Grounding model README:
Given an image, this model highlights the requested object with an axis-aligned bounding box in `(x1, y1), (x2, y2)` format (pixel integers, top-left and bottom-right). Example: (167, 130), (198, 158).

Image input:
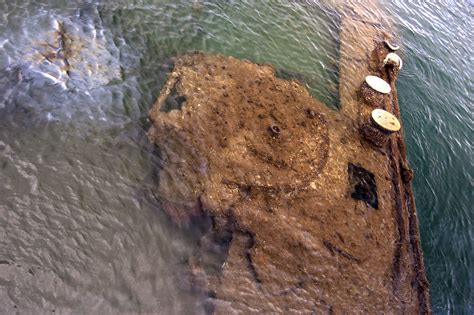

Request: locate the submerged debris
(148, 52), (429, 313)
(348, 163), (378, 209)
(28, 18), (121, 90)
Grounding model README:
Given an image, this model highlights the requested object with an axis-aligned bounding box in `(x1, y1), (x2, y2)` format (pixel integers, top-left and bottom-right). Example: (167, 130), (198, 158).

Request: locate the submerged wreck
(148, 1), (430, 314)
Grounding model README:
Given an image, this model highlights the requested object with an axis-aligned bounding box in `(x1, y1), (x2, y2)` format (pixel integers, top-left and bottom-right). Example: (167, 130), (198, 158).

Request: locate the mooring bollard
(383, 53), (403, 70)
(383, 39), (400, 51)
(360, 75), (391, 108)
(360, 108), (401, 147)
(382, 52), (403, 80)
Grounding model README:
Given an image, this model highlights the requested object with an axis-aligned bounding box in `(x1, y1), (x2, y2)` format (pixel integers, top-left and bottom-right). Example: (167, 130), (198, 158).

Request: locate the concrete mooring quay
(147, 0), (431, 313)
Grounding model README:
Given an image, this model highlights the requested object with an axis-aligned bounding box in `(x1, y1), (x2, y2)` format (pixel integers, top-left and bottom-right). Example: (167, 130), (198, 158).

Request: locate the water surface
(383, 0), (473, 312)
(0, 1), (338, 313)
(0, 0), (472, 313)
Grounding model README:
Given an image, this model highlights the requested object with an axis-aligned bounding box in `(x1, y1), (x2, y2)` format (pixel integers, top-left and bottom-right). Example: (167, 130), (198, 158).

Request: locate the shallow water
(0, 0), (471, 313)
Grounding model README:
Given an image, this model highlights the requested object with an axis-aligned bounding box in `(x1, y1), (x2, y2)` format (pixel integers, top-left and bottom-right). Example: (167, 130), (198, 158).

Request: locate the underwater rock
(2, 12), (122, 92)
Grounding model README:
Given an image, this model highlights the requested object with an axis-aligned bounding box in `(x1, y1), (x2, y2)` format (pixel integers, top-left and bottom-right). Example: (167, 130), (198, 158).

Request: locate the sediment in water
(147, 1), (430, 313)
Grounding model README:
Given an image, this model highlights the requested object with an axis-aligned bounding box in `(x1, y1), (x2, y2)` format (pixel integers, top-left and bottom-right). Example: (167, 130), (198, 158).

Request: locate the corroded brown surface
(147, 2), (430, 313)
(148, 52), (429, 313)
(338, 1), (431, 313)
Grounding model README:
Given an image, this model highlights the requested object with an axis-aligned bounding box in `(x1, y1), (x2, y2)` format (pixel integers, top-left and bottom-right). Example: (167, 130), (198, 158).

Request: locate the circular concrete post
(382, 53), (403, 80)
(360, 109), (400, 147)
(384, 39), (400, 51)
(360, 76), (391, 108)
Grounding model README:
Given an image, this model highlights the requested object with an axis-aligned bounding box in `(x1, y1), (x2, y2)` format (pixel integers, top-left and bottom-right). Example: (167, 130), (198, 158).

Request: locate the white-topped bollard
(371, 108), (401, 132)
(382, 52), (403, 80)
(383, 39), (400, 51)
(360, 109), (401, 147)
(383, 53), (403, 70)
(360, 75), (391, 107)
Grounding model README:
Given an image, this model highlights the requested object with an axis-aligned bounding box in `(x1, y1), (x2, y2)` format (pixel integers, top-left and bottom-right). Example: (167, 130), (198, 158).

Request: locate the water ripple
(0, 0), (472, 313)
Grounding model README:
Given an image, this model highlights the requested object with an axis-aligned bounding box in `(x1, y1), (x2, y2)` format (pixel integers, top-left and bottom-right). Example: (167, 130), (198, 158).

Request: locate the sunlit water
(0, 0), (471, 313)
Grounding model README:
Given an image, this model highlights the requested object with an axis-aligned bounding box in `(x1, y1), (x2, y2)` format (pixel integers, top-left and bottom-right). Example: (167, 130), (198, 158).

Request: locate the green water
(384, 1), (473, 312)
(0, 0), (472, 313)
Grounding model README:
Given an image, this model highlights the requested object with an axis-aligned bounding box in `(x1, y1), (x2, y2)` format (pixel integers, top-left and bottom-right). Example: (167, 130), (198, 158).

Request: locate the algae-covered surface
(147, 2), (432, 313)
(148, 49), (429, 313)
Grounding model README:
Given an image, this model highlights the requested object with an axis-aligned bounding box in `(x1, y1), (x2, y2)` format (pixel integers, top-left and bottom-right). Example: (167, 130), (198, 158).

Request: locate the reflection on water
(0, 0), (471, 313)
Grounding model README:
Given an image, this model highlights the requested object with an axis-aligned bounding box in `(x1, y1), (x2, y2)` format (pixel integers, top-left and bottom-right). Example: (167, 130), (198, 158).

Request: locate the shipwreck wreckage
(147, 1), (431, 313)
